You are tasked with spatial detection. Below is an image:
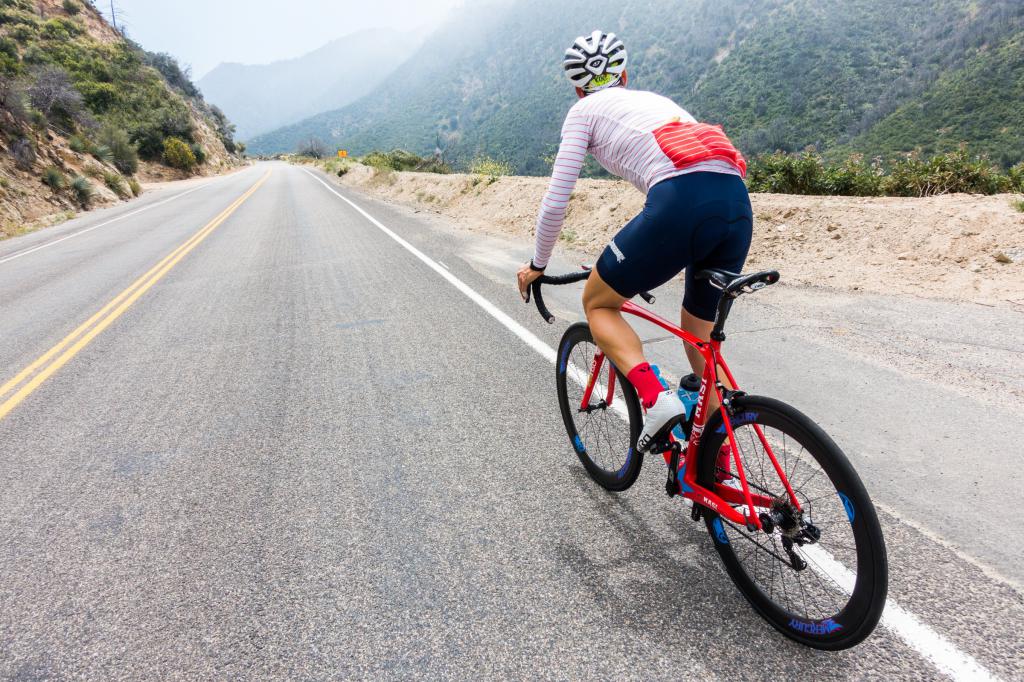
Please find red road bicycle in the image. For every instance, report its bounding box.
[530,268,888,650]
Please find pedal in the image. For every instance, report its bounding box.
[663,440,683,498]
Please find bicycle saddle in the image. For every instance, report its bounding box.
[695,268,781,297]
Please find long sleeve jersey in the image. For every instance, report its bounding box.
[532,87,746,268]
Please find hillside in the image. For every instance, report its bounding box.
[199,28,415,140]
[249,0,1024,173]
[843,28,1024,166]
[0,0,241,235]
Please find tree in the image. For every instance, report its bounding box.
[28,65,84,127]
[296,137,328,159]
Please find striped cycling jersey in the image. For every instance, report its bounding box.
[533,87,746,269]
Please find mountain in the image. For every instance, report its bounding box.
[0,0,239,231]
[248,0,1024,173]
[199,28,416,140]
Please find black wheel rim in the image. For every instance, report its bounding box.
[563,338,634,479]
[714,420,861,625]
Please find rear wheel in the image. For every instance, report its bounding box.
[556,323,643,491]
[697,395,887,650]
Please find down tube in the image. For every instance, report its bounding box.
[717,357,802,510]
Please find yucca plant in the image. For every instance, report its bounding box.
[71,175,93,207]
[42,165,66,190]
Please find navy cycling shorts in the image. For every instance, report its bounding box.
[595,171,753,322]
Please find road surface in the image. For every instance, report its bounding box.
[1,162,1021,680]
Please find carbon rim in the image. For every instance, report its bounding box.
[563,337,634,478]
[713,420,861,625]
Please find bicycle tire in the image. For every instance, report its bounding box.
[556,323,644,491]
[696,395,888,650]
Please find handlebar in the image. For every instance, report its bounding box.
[530,268,655,324]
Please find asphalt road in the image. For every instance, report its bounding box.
[1,162,1021,680]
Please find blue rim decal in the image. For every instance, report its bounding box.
[837,492,855,523]
[616,448,633,476]
[573,435,586,454]
[788,617,843,636]
[559,344,570,374]
[711,517,729,544]
[715,411,759,433]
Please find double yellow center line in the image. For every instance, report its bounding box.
[0,170,271,422]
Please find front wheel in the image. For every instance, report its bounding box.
[697,395,888,650]
[556,323,644,491]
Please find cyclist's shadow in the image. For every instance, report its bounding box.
[554,464,863,669]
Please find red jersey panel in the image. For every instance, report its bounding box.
[652,121,747,177]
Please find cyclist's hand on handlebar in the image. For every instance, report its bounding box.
[517,262,543,302]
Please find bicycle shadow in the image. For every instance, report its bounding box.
[552,464,892,675]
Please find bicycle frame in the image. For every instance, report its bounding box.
[593,299,803,530]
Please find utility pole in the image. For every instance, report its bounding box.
[109,0,118,32]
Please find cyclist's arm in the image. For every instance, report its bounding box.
[532,109,591,269]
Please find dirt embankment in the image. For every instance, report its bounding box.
[329,163,1024,306]
[0,0,240,238]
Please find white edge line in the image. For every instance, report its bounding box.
[802,546,1000,682]
[303,169,555,365]
[0,180,215,266]
[302,167,1001,682]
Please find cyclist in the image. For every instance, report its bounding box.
[517,30,752,452]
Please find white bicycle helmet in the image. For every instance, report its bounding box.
[563,30,628,93]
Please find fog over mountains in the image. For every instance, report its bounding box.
[241,0,1024,173]
[199,28,417,140]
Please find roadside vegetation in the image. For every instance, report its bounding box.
[0,0,242,227]
[747,148,1024,197]
[294,141,453,175]
[469,155,513,180]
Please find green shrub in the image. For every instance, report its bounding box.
[189,142,206,165]
[90,143,113,164]
[78,82,118,113]
[102,170,128,197]
[82,163,103,178]
[40,18,80,41]
[0,36,18,59]
[884,150,1009,197]
[127,177,141,197]
[28,108,45,128]
[1009,163,1024,193]
[158,107,194,141]
[41,165,66,189]
[748,148,1020,197]
[97,125,138,175]
[746,151,830,194]
[131,125,164,161]
[68,134,88,153]
[470,155,514,179]
[62,0,81,15]
[70,174,92,206]
[824,155,885,197]
[361,149,451,174]
[162,136,196,170]
[10,24,37,44]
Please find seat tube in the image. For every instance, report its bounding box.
[580,353,605,410]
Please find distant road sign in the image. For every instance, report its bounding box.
[338,150,348,158]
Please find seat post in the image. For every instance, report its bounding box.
[711,295,735,342]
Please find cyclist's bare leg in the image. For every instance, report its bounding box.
[582,269,646,373]
[680,307,734,414]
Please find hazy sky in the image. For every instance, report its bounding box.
[99,0,465,79]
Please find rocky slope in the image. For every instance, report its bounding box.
[0,0,240,237]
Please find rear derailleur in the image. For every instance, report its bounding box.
[758,499,820,571]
